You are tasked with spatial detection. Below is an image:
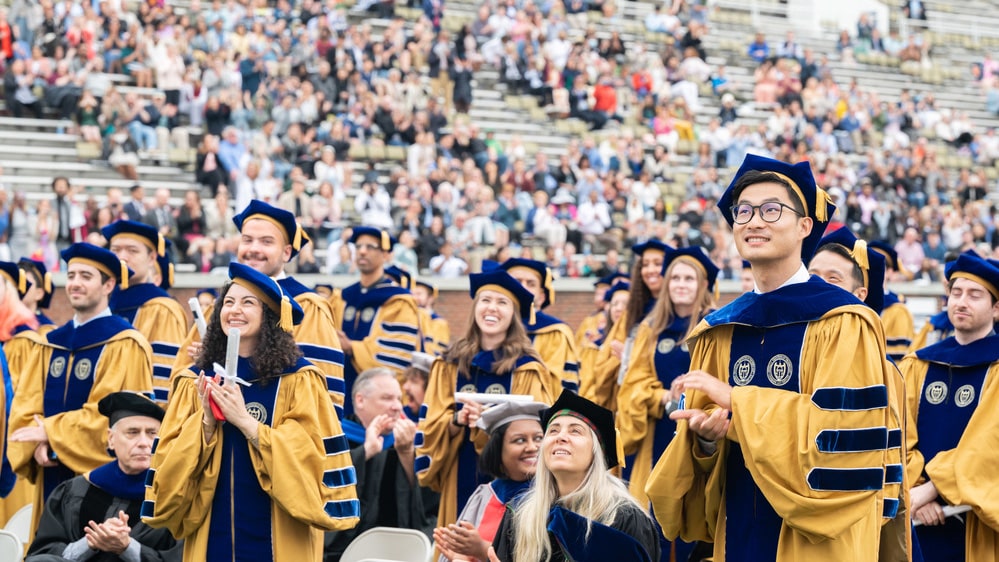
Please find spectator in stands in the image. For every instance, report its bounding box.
[76,90,102,143]
[430,240,469,278]
[176,188,206,257]
[125,92,159,155]
[106,129,141,180]
[902,0,927,21]
[4,59,43,118]
[144,188,178,242]
[356,178,394,231]
[747,32,770,65]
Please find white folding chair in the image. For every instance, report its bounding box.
[0,529,24,560]
[4,503,32,545]
[340,527,433,562]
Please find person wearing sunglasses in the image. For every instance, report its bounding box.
[647,154,899,560]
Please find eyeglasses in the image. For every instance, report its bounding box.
[730,202,803,224]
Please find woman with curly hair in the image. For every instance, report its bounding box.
[416,270,560,532]
[143,262,359,562]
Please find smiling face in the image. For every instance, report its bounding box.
[808,248,867,301]
[947,277,999,338]
[641,250,665,294]
[474,289,516,341]
[65,262,114,316]
[501,418,544,482]
[666,260,701,314]
[237,219,291,277]
[108,415,160,475]
[733,182,811,268]
[542,415,595,482]
[608,290,629,324]
[219,283,264,344]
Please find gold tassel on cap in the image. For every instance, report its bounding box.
[17,272,26,295]
[528,305,536,326]
[119,260,130,290]
[852,240,870,271]
[293,225,303,251]
[157,234,165,257]
[43,272,52,293]
[381,231,390,251]
[167,264,175,288]
[280,295,292,332]
[814,187,831,222]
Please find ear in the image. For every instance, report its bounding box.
[797,216,813,242]
[854,286,869,303]
[103,277,117,296]
[282,244,293,263]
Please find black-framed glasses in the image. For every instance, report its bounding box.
[730,202,803,224]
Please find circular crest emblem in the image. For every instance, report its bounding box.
[50,356,66,379]
[459,384,477,394]
[732,355,756,386]
[657,338,676,355]
[344,306,356,322]
[954,384,976,408]
[485,383,507,395]
[766,354,793,387]
[245,402,268,424]
[74,358,93,381]
[925,381,948,405]
[361,308,375,323]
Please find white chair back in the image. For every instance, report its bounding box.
[4,503,32,545]
[0,528,24,560]
[340,527,433,562]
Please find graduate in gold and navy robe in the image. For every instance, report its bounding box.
[413,280,451,356]
[415,271,559,531]
[337,227,421,418]
[492,258,580,393]
[647,155,897,561]
[8,243,154,538]
[900,253,999,562]
[583,241,670,411]
[870,241,916,361]
[143,262,359,562]
[172,201,347,416]
[104,221,188,406]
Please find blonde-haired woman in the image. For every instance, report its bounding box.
[439,391,660,562]
[416,270,560,531]
[617,246,718,561]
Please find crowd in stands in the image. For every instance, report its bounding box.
[0,0,998,285]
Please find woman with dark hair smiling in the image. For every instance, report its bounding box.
[143,262,359,562]
[434,401,547,562]
[416,270,559,532]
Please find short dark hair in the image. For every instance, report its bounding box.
[51,176,69,190]
[815,243,865,290]
[477,422,511,480]
[731,170,805,216]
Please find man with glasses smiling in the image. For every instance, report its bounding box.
[647,154,899,560]
[336,227,420,418]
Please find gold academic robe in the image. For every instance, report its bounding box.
[7,318,153,536]
[142,360,360,562]
[171,281,348,416]
[881,296,915,361]
[337,293,421,377]
[415,356,558,530]
[527,313,581,393]
[618,321,689,507]
[574,311,603,351]
[646,281,897,561]
[0,328,47,527]
[419,308,451,356]
[899,338,999,562]
[581,310,629,409]
[132,296,188,406]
